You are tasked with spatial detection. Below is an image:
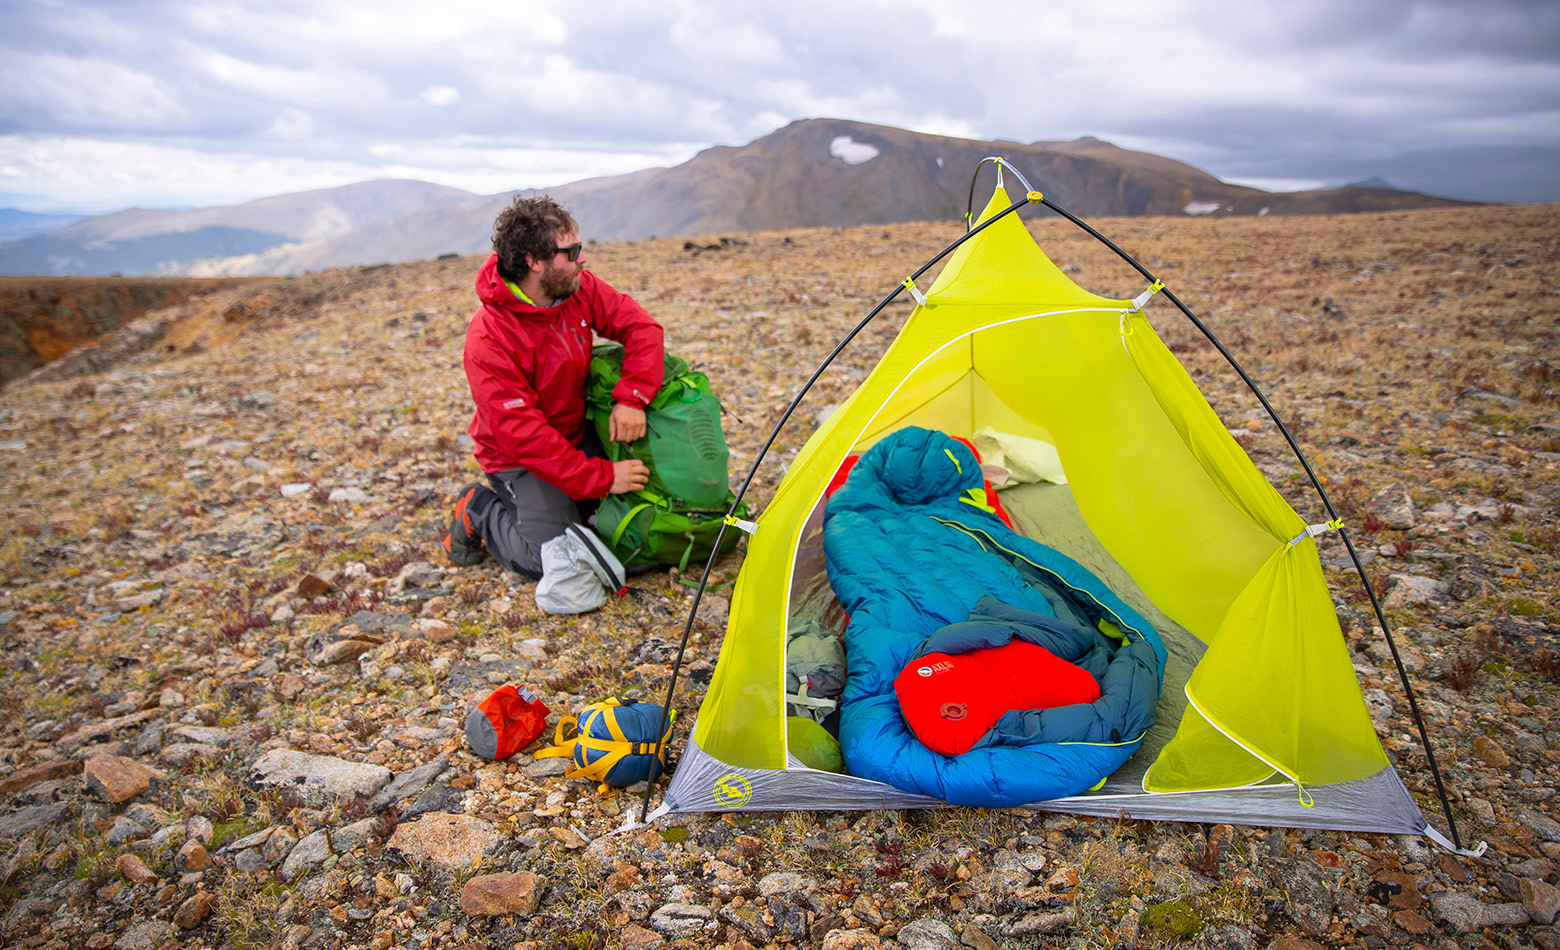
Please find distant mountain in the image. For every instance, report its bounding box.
[1342,145,1560,205]
[0,120,1481,277]
[1346,176,1401,191]
[0,180,479,276]
[0,208,89,243]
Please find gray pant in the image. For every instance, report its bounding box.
[478,434,604,579]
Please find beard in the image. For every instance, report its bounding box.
[540,262,582,301]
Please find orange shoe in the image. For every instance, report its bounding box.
[443,483,492,566]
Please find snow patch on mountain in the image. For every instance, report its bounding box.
[830,136,880,166]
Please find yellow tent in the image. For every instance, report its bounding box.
[659,175,1465,846]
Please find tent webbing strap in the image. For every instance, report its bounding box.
[1126,279,1165,314]
[1010,171,1465,851]
[639,188,1037,823]
[1287,519,1343,548]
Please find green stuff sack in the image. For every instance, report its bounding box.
[586,344,748,567]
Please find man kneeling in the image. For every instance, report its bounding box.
[443,195,664,577]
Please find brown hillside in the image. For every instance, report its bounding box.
[0,202,1556,949]
[0,276,263,385]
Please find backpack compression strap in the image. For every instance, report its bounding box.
[533,700,677,794]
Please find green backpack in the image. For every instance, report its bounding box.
[585,344,748,570]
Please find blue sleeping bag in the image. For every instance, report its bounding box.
[824,427,1166,806]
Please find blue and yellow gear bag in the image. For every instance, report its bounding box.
[535,699,676,792]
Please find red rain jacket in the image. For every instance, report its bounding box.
[464,254,664,498]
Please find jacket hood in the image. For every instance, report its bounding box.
[476,254,541,314]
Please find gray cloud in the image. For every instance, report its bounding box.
[1,0,1556,210]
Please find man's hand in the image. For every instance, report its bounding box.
[609,403,647,443]
[610,459,649,494]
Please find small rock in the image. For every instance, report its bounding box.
[296,573,335,599]
[248,749,391,804]
[275,673,306,702]
[648,903,711,938]
[387,813,502,868]
[1520,809,1560,843]
[1384,574,1450,609]
[1368,485,1416,529]
[158,742,223,769]
[186,815,214,844]
[171,725,233,746]
[757,871,815,896]
[820,931,881,950]
[618,924,664,950]
[281,829,332,880]
[896,917,957,950]
[174,840,211,872]
[1521,877,1560,924]
[280,483,313,498]
[83,755,159,803]
[1393,908,1432,933]
[1472,735,1511,768]
[989,850,1034,893]
[105,815,142,846]
[158,688,185,709]
[1362,689,1394,722]
[1204,924,1254,950]
[2,838,36,884]
[262,826,298,866]
[1003,906,1075,936]
[460,871,544,916]
[310,638,375,666]
[116,853,157,884]
[174,891,216,929]
[113,920,172,950]
[1428,891,1530,932]
[718,904,772,942]
[524,756,569,779]
[0,758,82,796]
[331,817,381,854]
[399,782,466,819]
[233,849,268,873]
[328,488,367,504]
[224,825,276,852]
[370,757,450,810]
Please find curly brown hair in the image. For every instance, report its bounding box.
[491,195,577,282]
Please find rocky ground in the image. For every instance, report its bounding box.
[0,202,1557,950]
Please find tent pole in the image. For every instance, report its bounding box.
[638,195,1035,822]
[1033,192,1464,849]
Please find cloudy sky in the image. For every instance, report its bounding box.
[2,0,1557,212]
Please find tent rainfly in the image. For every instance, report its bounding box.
[643,158,1480,855]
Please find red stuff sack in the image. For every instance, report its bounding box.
[464,684,552,761]
[894,640,1101,756]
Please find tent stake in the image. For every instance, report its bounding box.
[639,195,1035,822]
[1026,187,1464,850]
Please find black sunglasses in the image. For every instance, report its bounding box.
[553,241,584,262]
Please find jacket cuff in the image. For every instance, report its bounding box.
[613,387,651,410]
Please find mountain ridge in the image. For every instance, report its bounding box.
[0,119,1479,277]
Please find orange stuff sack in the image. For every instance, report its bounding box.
[464,683,552,761]
[894,640,1101,756]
